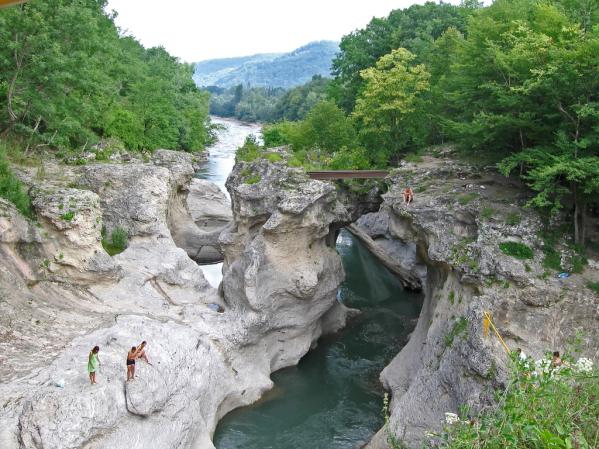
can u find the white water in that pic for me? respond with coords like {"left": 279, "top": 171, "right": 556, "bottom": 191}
{"left": 196, "top": 116, "right": 262, "bottom": 288}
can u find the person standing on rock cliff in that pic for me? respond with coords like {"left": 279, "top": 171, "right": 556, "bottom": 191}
{"left": 126, "top": 346, "right": 142, "bottom": 381}
{"left": 136, "top": 341, "right": 152, "bottom": 365}
{"left": 87, "top": 346, "right": 100, "bottom": 385}
{"left": 403, "top": 187, "right": 414, "bottom": 205}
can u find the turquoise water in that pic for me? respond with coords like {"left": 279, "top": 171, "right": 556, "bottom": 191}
{"left": 213, "top": 230, "right": 423, "bottom": 449}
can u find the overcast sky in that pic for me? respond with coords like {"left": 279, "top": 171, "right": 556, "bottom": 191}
{"left": 105, "top": 0, "right": 439, "bottom": 62}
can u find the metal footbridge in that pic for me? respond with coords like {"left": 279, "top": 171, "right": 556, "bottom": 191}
{"left": 307, "top": 170, "right": 389, "bottom": 180}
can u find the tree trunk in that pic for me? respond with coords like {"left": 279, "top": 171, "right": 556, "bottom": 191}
{"left": 573, "top": 183, "right": 580, "bottom": 245}
{"left": 573, "top": 183, "right": 586, "bottom": 246}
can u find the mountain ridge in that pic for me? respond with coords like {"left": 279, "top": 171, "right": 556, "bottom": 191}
{"left": 193, "top": 40, "right": 339, "bottom": 89}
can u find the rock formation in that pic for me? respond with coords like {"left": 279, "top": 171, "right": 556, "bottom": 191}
{"left": 353, "top": 156, "right": 599, "bottom": 448}
{"left": 0, "top": 151, "right": 350, "bottom": 449}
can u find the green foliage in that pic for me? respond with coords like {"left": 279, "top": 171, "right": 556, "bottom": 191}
{"left": 208, "top": 84, "right": 285, "bottom": 122}
{"left": 448, "top": 291, "right": 455, "bottom": 305}
{"left": 499, "top": 241, "right": 534, "bottom": 260}
{"left": 543, "top": 247, "right": 562, "bottom": 271}
{"left": 444, "top": 317, "right": 468, "bottom": 347}
{"left": 244, "top": 174, "right": 261, "bottom": 185}
{"left": 0, "top": 147, "right": 32, "bottom": 217}
{"left": 438, "top": 353, "right": 599, "bottom": 449}
{"left": 263, "top": 100, "right": 361, "bottom": 169}
{"left": 587, "top": 281, "right": 599, "bottom": 295}
{"left": 236, "top": 135, "right": 262, "bottom": 162}
{"left": 404, "top": 152, "right": 423, "bottom": 163}
{"left": 330, "top": 1, "right": 470, "bottom": 112}
{"left": 480, "top": 206, "right": 495, "bottom": 220}
{"left": 0, "top": 1, "right": 210, "bottom": 154}
{"left": 505, "top": 212, "right": 522, "bottom": 226}
{"left": 570, "top": 245, "right": 588, "bottom": 274}
{"left": 456, "top": 192, "right": 478, "bottom": 205}
{"left": 353, "top": 49, "right": 431, "bottom": 163}
{"left": 265, "top": 152, "right": 283, "bottom": 163}
{"left": 102, "top": 226, "right": 128, "bottom": 256}
{"left": 60, "top": 211, "right": 75, "bottom": 222}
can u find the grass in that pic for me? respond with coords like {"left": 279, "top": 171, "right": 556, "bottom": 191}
{"left": 448, "top": 291, "right": 455, "bottom": 305}
{"left": 499, "top": 241, "right": 534, "bottom": 260}
{"left": 505, "top": 212, "right": 522, "bottom": 226}
{"left": 60, "top": 210, "right": 75, "bottom": 221}
{"left": 102, "top": 226, "right": 128, "bottom": 256}
{"left": 457, "top": 192, "right": 479, "bottom": 205}
{"left": 244, "top": 174, "right": 261, "bottom": 185}
{"left": 0, "top": 146, "right": 33, "bottom": 218}
{"left": 587, "top": 281, "right": 599, "bottom": 295}
{"left": 444, "top": 317, "right": 468, "bottom": 347}
{"left": 480, "top": 206, "right": 495, "bottom": 220}
{"left": 265, "top": 152, "right": 283, "bottom": 163}
{"left": 404, "top": 152, "right": 423, "bottom": 163}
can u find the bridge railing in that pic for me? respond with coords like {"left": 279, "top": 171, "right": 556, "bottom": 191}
{"left": 307, "top": 170, "right": 389, "bottom": 180}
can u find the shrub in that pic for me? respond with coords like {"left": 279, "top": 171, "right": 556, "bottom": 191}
{"left": 480, "top": 206, "right": 495, "bottom": 220}
{"left": 505, "top": 212, "right": 521, "bottom": 226}
{"left": 457, "top": 192, "right": 478, "bottom": 205}
{"left": 499, "top": 241, "right": 534, "bottom": 260}
{"left": 587, "top": 281, "right": 599, "bottom": 295}
{"left": 444, "top": 317, "right": 468, "bottom": 347}
{"left": 436, "top": 353, "right": 599, "bottom": 449}
{"left": 236, "top": 135, "right": 261, "bottom": 162}
{"left": 570, "top": 245, "right": 588, "bottom": 274}
{"left": 60, "top": 210, "right": 75, "bottom": 221}
{"left": 404, "top": 152, "right": 423, "bottom": 163}
{"left": 0, "top": 148, "right": 33, "bottom": 218}
{"left": 102, "top": 226, "right": 128, "bottom": 256}
{"left": 265, "top": 152, "right": 283, "bottom": 163}
{"left": 244, "top": 174, "right": 261, "bottom": 185}
{"left": 543, "top": 246, "right": 562, "bottom": 271}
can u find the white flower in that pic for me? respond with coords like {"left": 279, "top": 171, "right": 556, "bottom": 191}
{"left": 535, "top": 358, "right": 552, "bottom": 374}
{"left": 445, "top": 412, "right": 460, "bottom": 425}
{"left": 575, "top": 357, "right": 593, "bottom": 373}
{"left": 519, "top": 351, "right": 527, "bottom": 361}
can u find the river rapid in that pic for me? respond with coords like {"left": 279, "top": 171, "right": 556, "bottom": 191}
{"left": 198, "top": 116, "right": 422, "bottom": 449}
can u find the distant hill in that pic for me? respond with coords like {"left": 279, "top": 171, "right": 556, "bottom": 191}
{"left": 193, "top": 41, "right": 339, "bottom": 89}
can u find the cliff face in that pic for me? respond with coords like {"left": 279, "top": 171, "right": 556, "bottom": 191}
{"left": 0, "top": 151, "right": 351, "bottom": 449}
{"left": 356, "top": 156, "right": 599, "bottom": 448}
{"left": 219, "top": 156, "right": 352, "bottom": 370}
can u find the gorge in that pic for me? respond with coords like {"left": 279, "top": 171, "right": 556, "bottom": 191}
{"left": 1, "top": 118, "right": 597, "bottom": 449}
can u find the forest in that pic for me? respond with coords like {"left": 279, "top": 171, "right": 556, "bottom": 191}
{"left": 0, "top": 0, "right": 211, "bottom": 154}
{"left": 257, "top": 0, "right": 599, "bottom": 246}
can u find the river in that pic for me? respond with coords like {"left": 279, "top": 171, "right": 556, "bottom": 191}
{"left": 197, "top": 116, "right": 423, "bottom": 449}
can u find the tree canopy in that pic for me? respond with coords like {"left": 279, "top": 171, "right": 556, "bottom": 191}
{"left": 0, "top": 0, "right": 210, "bottom": 153}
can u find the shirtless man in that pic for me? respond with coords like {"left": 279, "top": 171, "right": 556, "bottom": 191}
{"left": 126, "top": 346, "right": 141, "bottom": 381}
{"left": 403, "top": 187, "right": 414, "bottom": 205}
{"left": 136, "top": 341, "right": 152, "bottom": 365}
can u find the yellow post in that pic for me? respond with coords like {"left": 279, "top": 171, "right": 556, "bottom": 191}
{"left": 483, "top": 311, "right": 511, "bottom": 354}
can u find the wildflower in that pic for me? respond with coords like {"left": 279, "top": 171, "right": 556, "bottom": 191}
{"left": 445, "top": 412, "right": 460, "bottom": 425}
{"left": 575, "top": 357, "right": 593, "bottom": 373}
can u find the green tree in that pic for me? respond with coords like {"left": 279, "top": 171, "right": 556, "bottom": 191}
{"left": 330, "top": 2, "right": 470, "bottom": 112}
{"left": 352, "top": 49, "right": 430, "bottom": 164}
{"left": 0, "top": 0, "right": 210, "bottom": 154}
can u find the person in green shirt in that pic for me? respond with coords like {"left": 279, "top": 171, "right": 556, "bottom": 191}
{"left": 87, "top": 346, "right": 100, "bottom": 384}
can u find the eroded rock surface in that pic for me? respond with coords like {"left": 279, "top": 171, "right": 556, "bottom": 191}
{"left": 0, "top": 151, "right": 350, "bottom": 449}
{"left": 355, "top": 156, "right": 599, "bottom": 448}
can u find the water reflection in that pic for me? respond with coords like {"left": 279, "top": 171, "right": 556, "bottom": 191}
{"left": 213, "top": 230, "right": 423, "bottom": 449}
